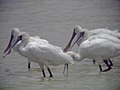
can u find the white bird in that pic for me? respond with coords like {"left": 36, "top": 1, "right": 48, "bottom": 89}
{"left": 64, "top": 25, "right": 119, "bottom": 67}
{"left": 64, "top": 31, "right": 120, "bottom": 72}
{"left": 64, "top": 25, "right": 120, "bottom": 52}
{"left": 4, "top": 28, "right": 49, "bottom": 69}
{"left": 6, "top": 32, "right": 74, "bottom": 77}
{"left": 63, "top": 25, "right": 120, "bottom": 72}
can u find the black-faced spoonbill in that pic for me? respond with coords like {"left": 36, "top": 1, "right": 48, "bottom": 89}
{"left": 3, "top": 28, "right": 49, "bottom": 69}
{"left": 65, "top": 31, "right": 120, "bottom": 72}
{"left": 7, "top": 32, "right": 74, "bottom": 77}
{"left": 64, "top": 25, "right": 119, "bottom": 70}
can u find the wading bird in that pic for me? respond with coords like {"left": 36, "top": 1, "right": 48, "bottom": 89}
{"left": 64, "top": 31, "right": 120, "bottom": 72}
{"left": 64, "top": 25, "right": 120, "bottom": 50}
{"left": 4, "top": 28, "right": 49, "bottom": 69}
{"left": 64, "top": 26, "right": 119, "bottom": 66}
{"left": 6, "top": 32, "right": 74, "bottom": 77}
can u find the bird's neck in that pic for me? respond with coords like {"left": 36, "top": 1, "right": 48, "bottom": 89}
{"left": 84, "top": 30, "right": 91, "bottom": 39}
{"left": 17, "top": 39, "right": 29, "bottom": 56}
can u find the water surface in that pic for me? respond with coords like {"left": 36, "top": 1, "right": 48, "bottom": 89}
{"left": 0, "top": 0, "right": 120, "bottom": 90}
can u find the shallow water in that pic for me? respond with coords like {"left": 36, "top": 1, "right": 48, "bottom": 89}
{"left": 0, "top": 0, "right": 120, "bottom": 90}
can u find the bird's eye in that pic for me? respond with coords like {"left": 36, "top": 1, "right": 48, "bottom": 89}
{"left": 17, "top": 35, "right": 22, "bottom": 41}
{"left": 81, "top": 32, "right": 85, "bottom": 36}
{"left": 19, "top": 35, "right": 22, "bottom": 40}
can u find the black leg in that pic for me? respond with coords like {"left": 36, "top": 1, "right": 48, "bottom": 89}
{"left": 63, "top": 64, "right": 66, "bottom": 74}
{"left": 42, "top": 69, "right": 46, "bottom": 77}
{"left": 103, "top": 60, "right": 112, "bottom": 72}
{"left": 99, "top": 65, "right": 102, "bottom": 72}
{"left": 66, "top": 64, "right": 68, "bottom": 76}
{"left": 108, "top": 59, "right": 113, "bottom": 66}
{"left": 63, "top": 64, "right": 69, "bottom": 76}
{"left": 93, "top": 59, "right": 96, "bottom": 64}
{"left": 103, "top": 59, "right": 107, "bottom": 64}
{"left": 28, "top": 62, "right": 31, "bottom": 69}
{"left": 47, "top": 68, "right": 53, "bottom": 77}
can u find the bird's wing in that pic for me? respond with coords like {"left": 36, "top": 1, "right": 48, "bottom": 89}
{"left": 81, "top": 38, "right": 120, "bottom": 59}
{"left": 91, "top": 28, "right": 117, "bottom": 34}
{"left": 88, "top": 34, "right": 120, "bottom": 44}
{"left": 32, "top": 35, "right": 41, "bottom": 39}
{"left": 29, "top": 37, "right": 49, "bottom": 44}
{"left": 29, "top": 43, "right": 74, "bottom": 66}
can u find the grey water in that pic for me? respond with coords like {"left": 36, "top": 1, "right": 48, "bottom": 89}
{"left": 0, "top": 0, "right": 120, "bottom": 90}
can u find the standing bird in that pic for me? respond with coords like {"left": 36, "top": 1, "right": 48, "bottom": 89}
{"left": 6, "top": 32, "right": 74, "bottom": 77}
{"left": 65, "top": 25, "right": 120, "bottom": 49}
{"left": 64, "top": 26, "right": 119, "bottom": 65}
{"left": 63, "top": 26, "right": 118, "bottom": 73}
{"left": 64, "top": 31, "right": 120, "bottom": 72}
{"left": 4, "top": 28, "right": 49, "bottom": 69}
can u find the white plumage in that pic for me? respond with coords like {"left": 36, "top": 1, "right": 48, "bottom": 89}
{"left": 7, "top": 32, "right": 74, "bottom": 77}
{"left": 64, "top": 25, "right": 120, "bottom": 72}
{"left": 72, "top": 25, "right": 120, "bottom": 46}
{"left": 4, "top": 28, "right": 49, "bottom": 69}
{"left": 66, "top": 36, "right": 120, "bottom": 72}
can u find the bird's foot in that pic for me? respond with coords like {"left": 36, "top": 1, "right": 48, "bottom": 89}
{"left": 49, "top": 74, "right": 53, "bottom": 77}
{"left": 28, "top": 63, "right": 31, "bottom": 69}
{"left": 102, "top": 67, "right": 112, "bottom": 72}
